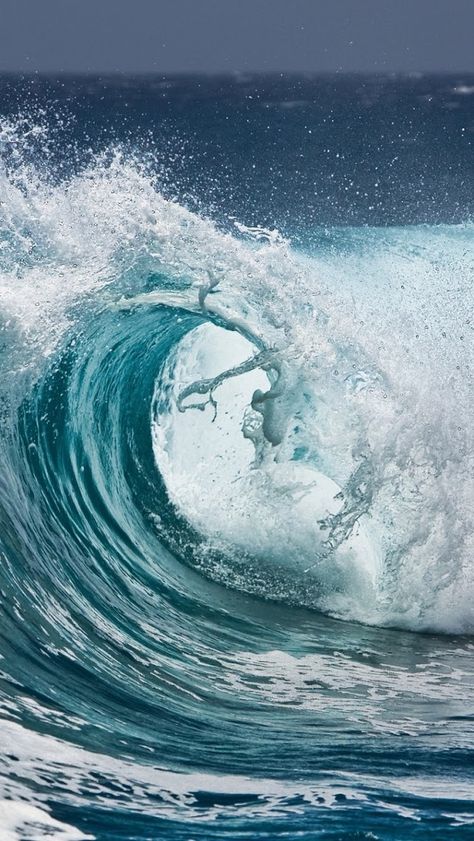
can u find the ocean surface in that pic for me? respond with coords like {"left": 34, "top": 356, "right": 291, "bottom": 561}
{"left": 0, "top": 74, "right": 473, "bottom": 840}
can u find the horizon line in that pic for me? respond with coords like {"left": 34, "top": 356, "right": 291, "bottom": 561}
{"left": 1, "top": 69, "right": 474, "bottom": 78}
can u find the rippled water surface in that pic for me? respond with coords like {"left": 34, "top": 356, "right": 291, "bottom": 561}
{"left": 0, "top": 74, "right": 473, "bottom": 840}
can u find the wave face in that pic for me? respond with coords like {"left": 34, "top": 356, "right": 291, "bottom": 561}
{"left": 0, "top": 79, "right": 473, "bottom": 839}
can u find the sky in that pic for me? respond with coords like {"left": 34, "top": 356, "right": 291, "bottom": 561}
{"left": 1, "top": 0, "right": 473, "bottom": 75}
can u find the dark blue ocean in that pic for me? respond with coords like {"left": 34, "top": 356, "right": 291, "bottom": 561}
{"left": 0, "top": 74, "right": 473, "bottom": 840}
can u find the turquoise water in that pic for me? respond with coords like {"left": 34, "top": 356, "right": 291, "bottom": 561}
{"left": 0, "top": 75, "right": 473, "bottom": 840}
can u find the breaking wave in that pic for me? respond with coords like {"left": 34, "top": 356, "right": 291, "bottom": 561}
{"left": 0, "top": 118, "right": 473, "bottom": 839}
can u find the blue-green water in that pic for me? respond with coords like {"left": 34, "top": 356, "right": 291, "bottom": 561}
{"left": 0, "top": 75, "right": 473, "bottom": 840}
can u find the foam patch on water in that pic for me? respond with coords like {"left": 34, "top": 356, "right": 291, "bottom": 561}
{"left": 1, "top": 716, "right": 472, "bottom": 829}
{"left": 0, "top": 800, "right": 91, "bottom": 841}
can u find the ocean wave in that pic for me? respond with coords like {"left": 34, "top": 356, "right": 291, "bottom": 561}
{"left": 0, "top": 119, "right": 473, "bottom": 838}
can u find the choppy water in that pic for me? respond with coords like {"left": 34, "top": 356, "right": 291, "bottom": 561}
{"left": 0, "top": 75, "right": 473, "bottom": 840}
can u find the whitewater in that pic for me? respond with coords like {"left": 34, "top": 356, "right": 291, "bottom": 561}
{"left": 0, "top": 75, "right": 473, "bottom": 840}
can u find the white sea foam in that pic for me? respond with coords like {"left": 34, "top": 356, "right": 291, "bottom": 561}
{"left": 0, "top": 799, "right": 91, "bottom": 841}
{"left": 151, "top": 223, "right": 473, "bottom": 631}
{"left": 1, "top": 716, "right": 472, "bottom": 828}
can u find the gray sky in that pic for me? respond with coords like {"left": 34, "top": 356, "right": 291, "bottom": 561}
{"left": 1, "top": 0, "right": 473, "bottom": 74}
